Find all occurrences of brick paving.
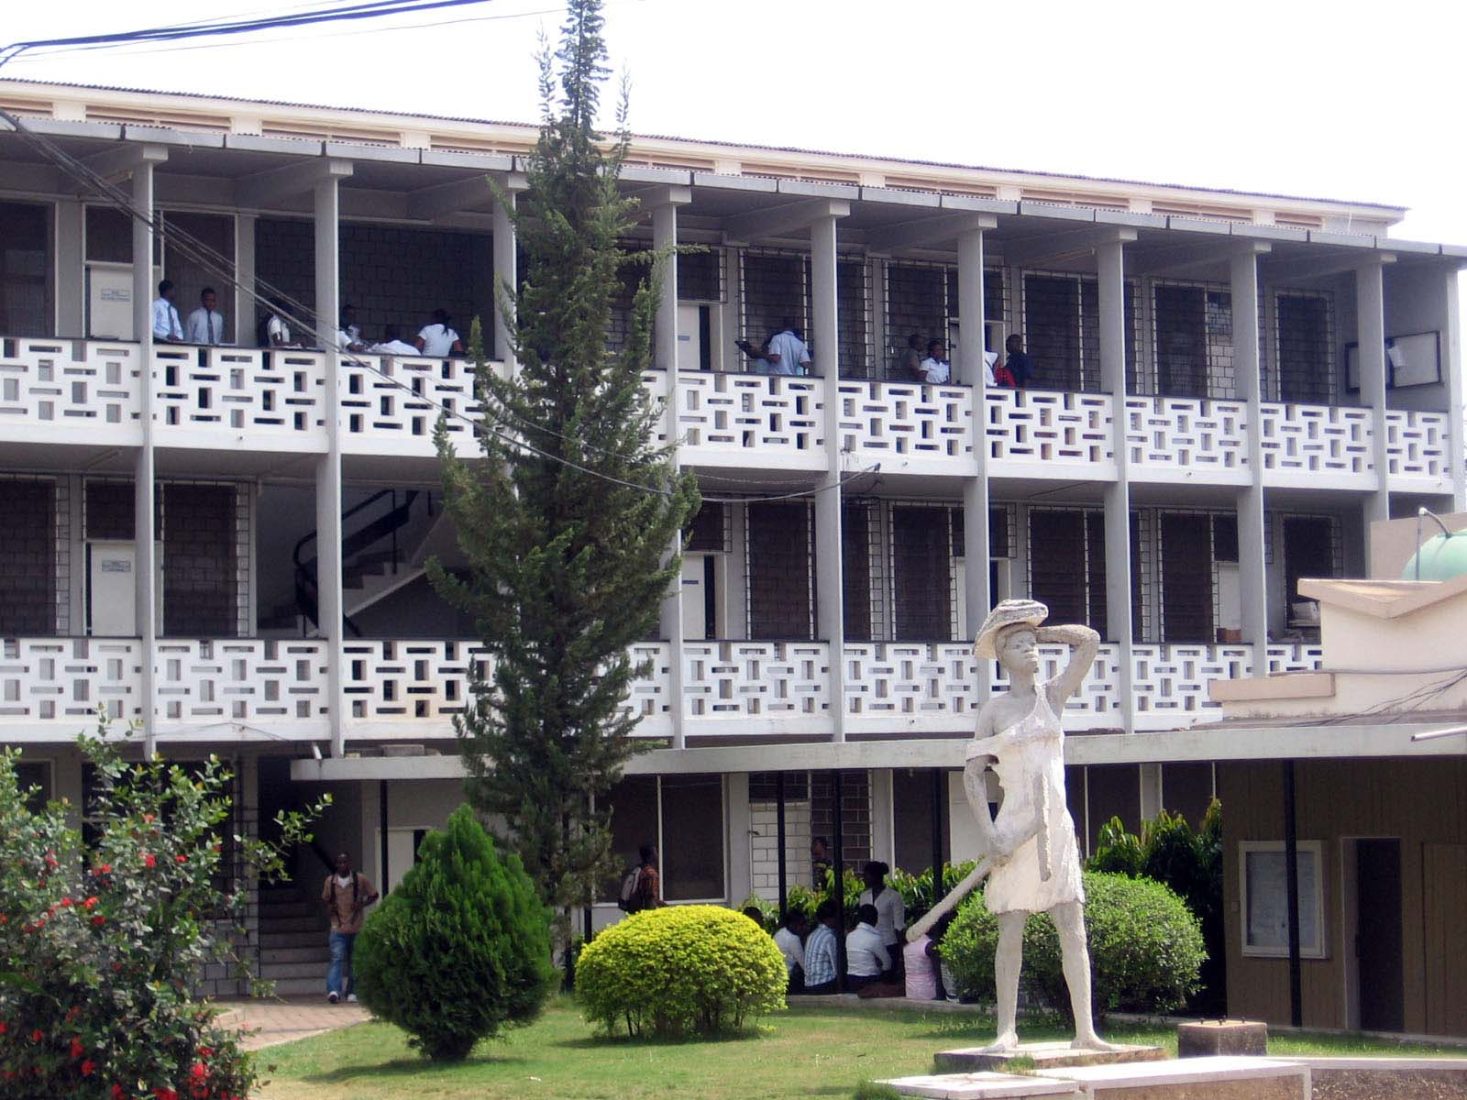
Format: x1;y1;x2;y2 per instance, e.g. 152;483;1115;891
213;997;371;1051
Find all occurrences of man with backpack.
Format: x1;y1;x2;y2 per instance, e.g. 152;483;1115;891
321;851;379;1004
617;844;664;914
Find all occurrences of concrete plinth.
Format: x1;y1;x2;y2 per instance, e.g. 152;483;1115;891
935;1042;1167;1073
1043;1056;1308;1098
880;1072;1079;1099
1177;1020;1268;1058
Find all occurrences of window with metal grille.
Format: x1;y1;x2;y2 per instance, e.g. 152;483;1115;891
677;247;723;302
886;263;945;376
685;501;730;553
1143;510;1239;643
1274;291;1335;404
843;501;874;642
1282;516;1340;600
0;201;52;338
742;251;809;356
1152;282;1234;399
951;505;1014;559
1026;509;1108;633
605;242;647;356
0;479;57;635
746;501;814;639
838;258;873;378
1022;274;1138;394
809;770;872;868
891;506;956;640
1130;509;1152;642
162;483;242;639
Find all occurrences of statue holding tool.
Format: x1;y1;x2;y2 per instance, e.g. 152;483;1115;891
906;599;1115;1052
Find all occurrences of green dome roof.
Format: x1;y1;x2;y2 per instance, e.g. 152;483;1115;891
1402;532;1467;582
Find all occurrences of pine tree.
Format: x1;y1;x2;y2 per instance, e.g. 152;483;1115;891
430;0;698;918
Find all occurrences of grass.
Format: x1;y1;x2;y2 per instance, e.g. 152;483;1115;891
256;996;1467;1100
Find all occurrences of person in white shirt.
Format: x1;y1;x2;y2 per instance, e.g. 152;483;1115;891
763;319;811;376
859;861;907;978
917;339;951;384
340;304;362;345
370;326;421;356
772;911;808;993
185;287;226;346
983;350;1000;387
151;280;184;343
844;903;892;989
416;309;463;358
264;299;301;349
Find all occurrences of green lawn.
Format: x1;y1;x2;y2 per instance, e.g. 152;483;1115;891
257;997;1466;1100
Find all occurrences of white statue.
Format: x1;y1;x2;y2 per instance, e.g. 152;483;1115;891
908;598;1114;1052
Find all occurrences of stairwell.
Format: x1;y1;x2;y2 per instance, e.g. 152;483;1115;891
256;883;332;998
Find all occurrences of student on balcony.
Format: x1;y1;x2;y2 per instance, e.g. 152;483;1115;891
916;339;951;384
185;287;226;346
370;325;421;356
738;317;811;376
415;309;464;357
894;332;924;380
1003;334;1032;389
151;280;185;344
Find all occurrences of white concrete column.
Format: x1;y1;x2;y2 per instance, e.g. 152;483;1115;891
1356;259;1391;542
234;214;256;348
491;185;518;366
958;229;993;695
1445;268;1466;512
652;194;688;748
725;772;752;902
811;214;847;741
55;200;85;337
1231;249;1269;666
314;176;346;756
132;160;158;756
1096;238;1135;732
1138;762;1163;820
869;769;895;866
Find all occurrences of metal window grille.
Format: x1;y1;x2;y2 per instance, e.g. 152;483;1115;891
742;250;810;355
744;500;815;639
842;500;876;642
888;503;957;640
1130;508;1154;643
677;247;724;303
1152;281;1235;399
1272;290;1335;404
837;257;874;378
749;770;812;802
885;262;946;375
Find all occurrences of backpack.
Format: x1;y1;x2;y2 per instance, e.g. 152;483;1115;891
617;866;643;913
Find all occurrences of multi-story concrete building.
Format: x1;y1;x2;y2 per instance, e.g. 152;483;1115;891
0;79;1462;1000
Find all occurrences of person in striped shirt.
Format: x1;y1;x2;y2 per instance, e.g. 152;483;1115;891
801;899;841;994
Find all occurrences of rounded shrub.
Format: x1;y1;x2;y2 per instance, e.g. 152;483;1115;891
354;805;556;1061
575;904;787;1038
942;871;1204;1019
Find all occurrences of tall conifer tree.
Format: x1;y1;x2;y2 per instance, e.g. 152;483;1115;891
431;0;697;916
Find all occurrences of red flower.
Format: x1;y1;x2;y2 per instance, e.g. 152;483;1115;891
112;1086;126;1100
143;854;157;869
94;864;112;876
30;1029;42;1042
92;915;107;927
83;896;99;910
143;813;155;823
70;1036;85;1057
154;1087;179;1100
175;854;188;865
197;1047;213;1058
65;1006;81;1022
60;897;74;908
80;1059;96;1077
190;1062;207;1079
0;1021;7;1034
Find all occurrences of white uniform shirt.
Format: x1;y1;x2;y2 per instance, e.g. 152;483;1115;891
765;329;811;376
845;921;891;978
772;926;805;974
417;323;460;357
186;307;225;346
267;315;292;345
983;350;999;386
860;886;906;947
371;339;421;356
918;356;951;384
151;298;183;341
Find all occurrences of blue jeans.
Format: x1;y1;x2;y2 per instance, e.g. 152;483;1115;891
327;931;356;997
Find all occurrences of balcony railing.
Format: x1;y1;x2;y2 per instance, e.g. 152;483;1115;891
2;636;1324;740
0;341;1453;492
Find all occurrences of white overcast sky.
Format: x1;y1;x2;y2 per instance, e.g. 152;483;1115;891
5;0;1467;246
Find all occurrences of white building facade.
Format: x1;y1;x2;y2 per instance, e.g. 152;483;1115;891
0;80;1463;992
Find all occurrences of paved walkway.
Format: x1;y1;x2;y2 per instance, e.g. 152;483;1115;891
213;998;371;1051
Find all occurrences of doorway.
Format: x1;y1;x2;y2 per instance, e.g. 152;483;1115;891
1353;838;1404;1032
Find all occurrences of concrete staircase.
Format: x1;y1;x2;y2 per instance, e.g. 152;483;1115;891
256;884;331;998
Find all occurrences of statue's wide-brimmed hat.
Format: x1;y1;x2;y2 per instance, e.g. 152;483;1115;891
974;598;1049;659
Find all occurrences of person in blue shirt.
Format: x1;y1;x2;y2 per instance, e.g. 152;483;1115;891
801;899;841;994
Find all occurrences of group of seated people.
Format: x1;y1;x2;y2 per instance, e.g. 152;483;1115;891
150;280;466;358
895;333;1033;388
752;860;959;1002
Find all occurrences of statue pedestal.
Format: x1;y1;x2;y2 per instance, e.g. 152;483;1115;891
935;1041;1167;1073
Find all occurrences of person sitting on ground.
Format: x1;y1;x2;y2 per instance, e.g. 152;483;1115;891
903;909;946;1001
844;902;892;991
369;325;421;356
801;899;841;995
1003;333;1032;389
185;287;226;346
895;333;924;381
859;860;906;977
415;308;464;357
742;905;768;929
773;910;808;994
917;338;951;384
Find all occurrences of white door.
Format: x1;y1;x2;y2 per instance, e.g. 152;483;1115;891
87;264;136;340
87;540;164;636
681;555;708;639
677;303;703;370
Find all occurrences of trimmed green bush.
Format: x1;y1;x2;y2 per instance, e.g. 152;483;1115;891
355;805;556;1061
942;871;1205;1020
576;904;787;1038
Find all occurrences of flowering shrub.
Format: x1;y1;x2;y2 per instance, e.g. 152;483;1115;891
0;723;322;1099
575;905;786;1038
